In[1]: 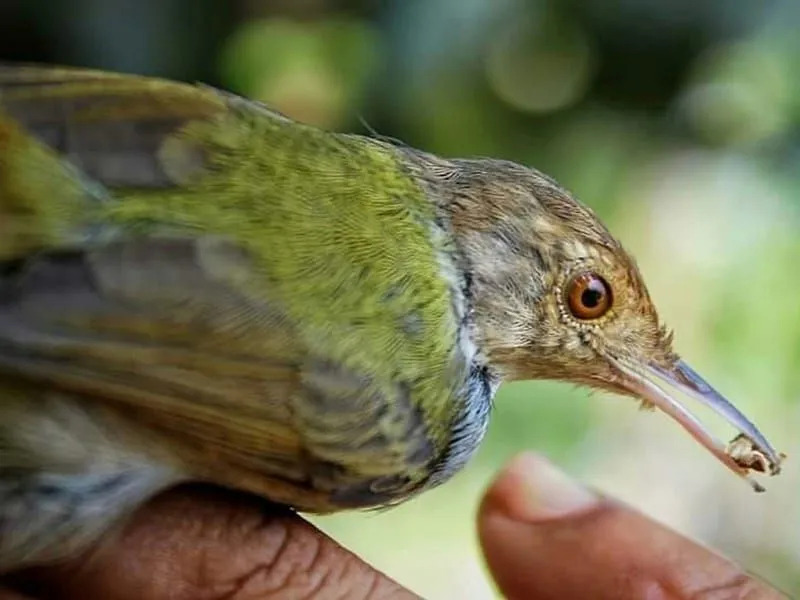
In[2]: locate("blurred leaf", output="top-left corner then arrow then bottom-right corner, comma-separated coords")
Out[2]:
219,17 -> 381,127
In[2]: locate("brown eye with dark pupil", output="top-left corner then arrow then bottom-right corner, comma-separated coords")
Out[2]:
567,272 -> 612,320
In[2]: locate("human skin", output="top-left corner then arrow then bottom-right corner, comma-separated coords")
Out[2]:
0,453 -> 787,600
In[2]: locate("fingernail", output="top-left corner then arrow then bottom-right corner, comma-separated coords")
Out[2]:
499,452 -> 598,522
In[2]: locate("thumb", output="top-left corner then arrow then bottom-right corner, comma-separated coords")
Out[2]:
478,453 -> 787,600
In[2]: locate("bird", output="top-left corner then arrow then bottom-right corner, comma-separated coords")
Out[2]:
0,64 -> 783,573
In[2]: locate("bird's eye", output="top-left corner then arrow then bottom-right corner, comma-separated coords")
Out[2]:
566,272 -> 612,320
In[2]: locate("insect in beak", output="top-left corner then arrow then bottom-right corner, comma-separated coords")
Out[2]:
609,357 -> 784,492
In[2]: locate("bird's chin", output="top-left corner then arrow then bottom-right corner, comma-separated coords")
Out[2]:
602,355 -> 783,491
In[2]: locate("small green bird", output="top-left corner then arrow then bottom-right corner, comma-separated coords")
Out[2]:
0,65 -> 783,572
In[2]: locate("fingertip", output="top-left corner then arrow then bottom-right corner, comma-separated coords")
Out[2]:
478,455 -> 786,600
481,452 -> 598,524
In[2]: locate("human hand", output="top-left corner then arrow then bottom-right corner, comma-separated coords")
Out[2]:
1,453 -> 787,599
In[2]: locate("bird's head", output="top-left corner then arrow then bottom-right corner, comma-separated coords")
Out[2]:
443,158 -> 783,489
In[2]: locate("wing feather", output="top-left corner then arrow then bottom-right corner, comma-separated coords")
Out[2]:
0,236 -> 435,509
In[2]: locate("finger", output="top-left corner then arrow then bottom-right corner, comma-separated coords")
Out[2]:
478,453 -> 788,600
7,484 -> 418,600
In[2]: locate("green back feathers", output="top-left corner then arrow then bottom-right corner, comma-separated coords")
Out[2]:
110,98 -> 462,430
116,112 -> 455,384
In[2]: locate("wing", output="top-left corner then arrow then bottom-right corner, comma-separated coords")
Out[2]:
0,236 -> 437,510
0,65 -> 463,511
0,64 -> 228,259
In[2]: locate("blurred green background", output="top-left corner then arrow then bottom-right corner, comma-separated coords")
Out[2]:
1,0 -> 798,596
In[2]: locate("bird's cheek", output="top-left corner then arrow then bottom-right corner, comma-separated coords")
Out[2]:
563,335 -> 598,364
560,333 -> 588,355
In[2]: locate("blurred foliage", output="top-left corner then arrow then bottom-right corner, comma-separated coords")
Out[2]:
0,0 -> 798,597
220,17 -> 380,125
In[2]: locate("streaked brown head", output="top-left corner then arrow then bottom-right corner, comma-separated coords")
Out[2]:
443,158 -> 783,490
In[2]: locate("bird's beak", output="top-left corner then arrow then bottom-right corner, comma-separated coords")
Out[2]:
610,357 -> 783,492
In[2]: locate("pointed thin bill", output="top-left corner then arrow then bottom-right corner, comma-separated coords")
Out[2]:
610,357 -> 782,492
655,360 -> 780,471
